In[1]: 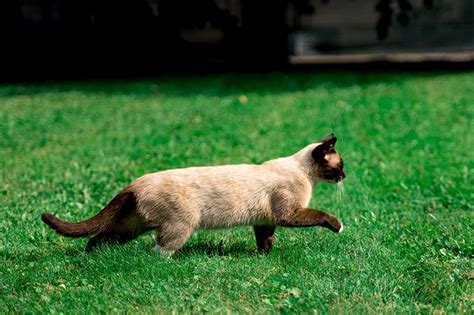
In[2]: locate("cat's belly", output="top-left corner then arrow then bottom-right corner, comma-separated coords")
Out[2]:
196,204 -> 273,229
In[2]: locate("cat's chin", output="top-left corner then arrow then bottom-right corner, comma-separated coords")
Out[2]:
321,178 -> 344,184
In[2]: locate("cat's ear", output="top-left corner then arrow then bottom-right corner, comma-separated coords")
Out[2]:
312,134 -> 337,161
321,133 -> 337,147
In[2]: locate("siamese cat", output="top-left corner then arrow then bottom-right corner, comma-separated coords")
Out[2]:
42,134 -> 345,256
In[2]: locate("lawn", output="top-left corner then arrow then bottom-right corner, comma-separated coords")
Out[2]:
1,71 -> 473,313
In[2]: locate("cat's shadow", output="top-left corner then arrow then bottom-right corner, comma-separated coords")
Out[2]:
24,238 -> 258,260
175,241 -> 257,257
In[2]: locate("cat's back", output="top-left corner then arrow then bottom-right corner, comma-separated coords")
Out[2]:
132,163 -> 294,227
135,163 -> 275,201
133,160 -> 310,201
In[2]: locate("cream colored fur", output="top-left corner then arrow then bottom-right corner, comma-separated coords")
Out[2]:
42,137 -> 344,256
133,143 -> 320,229
128,142 -> 341,255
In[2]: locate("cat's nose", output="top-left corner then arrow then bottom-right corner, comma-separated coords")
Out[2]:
339,170 -> 346,181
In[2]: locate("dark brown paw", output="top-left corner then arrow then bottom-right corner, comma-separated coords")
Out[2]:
257,236 -> 274,253
321,216 -> 343,233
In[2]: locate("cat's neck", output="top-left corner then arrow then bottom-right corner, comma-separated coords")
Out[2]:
264,144 -> 320,186
291,144 -> 320,185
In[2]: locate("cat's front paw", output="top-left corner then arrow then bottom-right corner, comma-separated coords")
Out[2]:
337,222 -> 343,233
321,215 -> 343,233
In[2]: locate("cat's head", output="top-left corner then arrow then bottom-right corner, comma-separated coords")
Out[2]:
312,134 -> 345,183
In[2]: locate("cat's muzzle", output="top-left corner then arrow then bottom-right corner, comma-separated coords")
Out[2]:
337,170 -> 346,182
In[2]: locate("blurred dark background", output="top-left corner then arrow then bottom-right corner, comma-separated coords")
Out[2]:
1,0 -> 473,80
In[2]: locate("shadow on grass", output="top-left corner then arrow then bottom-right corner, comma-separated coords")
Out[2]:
176,241 -> 256,258
0,71 -> 461,98
2,237 -> 256,263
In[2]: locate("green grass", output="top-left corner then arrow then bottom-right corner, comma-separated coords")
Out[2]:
1,71 -> 473,313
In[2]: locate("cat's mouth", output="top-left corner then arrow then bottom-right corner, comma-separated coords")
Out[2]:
336,171 -> 346,182
322,170 -> 345,183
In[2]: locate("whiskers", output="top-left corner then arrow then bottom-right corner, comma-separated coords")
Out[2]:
336,181 -> 345,203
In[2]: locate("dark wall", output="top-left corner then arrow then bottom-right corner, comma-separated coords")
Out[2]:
1,0 -> 472,80
0,0 -> 289,79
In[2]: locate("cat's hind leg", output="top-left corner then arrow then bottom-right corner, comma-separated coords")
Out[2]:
154,222 -> 194,258
85,234 -> 107,252
84,215 -> 147,252
85,231 -> 141,252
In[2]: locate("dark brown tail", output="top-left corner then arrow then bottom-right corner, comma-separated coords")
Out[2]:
41,190 -> 136,238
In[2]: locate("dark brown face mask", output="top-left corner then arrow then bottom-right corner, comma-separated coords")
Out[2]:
312,134 -> 345,183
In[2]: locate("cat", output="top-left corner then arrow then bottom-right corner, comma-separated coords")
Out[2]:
42,134 -> 345,256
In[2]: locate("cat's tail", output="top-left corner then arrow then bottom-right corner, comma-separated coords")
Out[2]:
41,190 -> 136,237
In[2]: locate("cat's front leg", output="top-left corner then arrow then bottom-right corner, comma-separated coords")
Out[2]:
253,225 -> 276,253
277,208 -> 343,233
